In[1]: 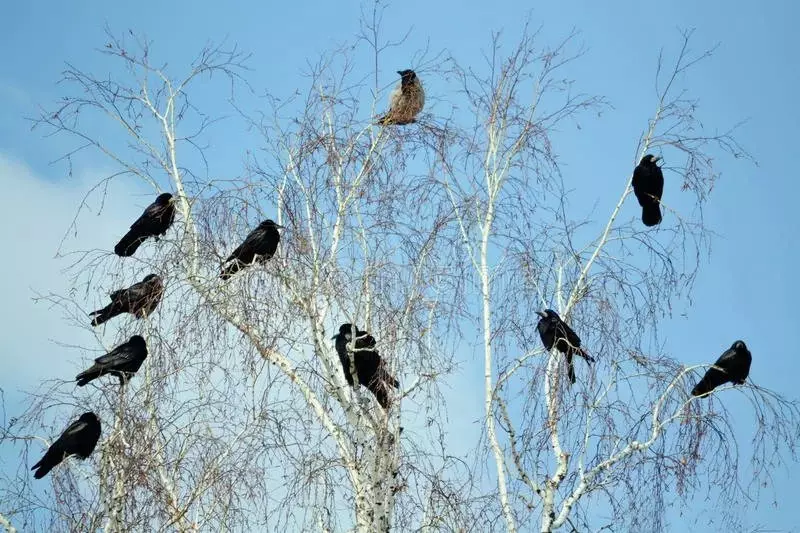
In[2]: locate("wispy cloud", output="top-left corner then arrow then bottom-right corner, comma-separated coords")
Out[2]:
0,153 -> 142,387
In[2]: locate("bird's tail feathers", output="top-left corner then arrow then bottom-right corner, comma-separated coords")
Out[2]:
369,381 -> 392,410
378,361 -> 399,388
578,347 -> 596,363
76,368 -> 101,387
114,230 -> 146,257
691,380 -> 712,397
642,204 -> 662,227
219,260 -> 242,280
31,453 -> 58,479
692,365 -> 736,397
32,464 -> 53,479
90,306 -> 112,327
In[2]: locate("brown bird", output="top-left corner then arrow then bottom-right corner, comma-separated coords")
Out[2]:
376,69 -> 425,125
89,274 -> 164,326
31,412 -> 101,479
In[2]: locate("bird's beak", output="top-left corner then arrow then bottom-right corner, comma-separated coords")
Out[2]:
535,311 -> 546,318
397,70 -> 404,75
274,224 -> 285,229
653,156 -> 663,163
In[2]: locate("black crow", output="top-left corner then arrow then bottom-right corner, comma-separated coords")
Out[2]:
114,193 -> 175,256
76,335 -> 148,386
631,154 -> 664,227
31,412 -> 101,479
692,340 -> 752,397
332,323 -> 399,409
376,69 -> 425,125
536,309 -> 595,384
90,274 -> 164,326
220,220 -> 283,280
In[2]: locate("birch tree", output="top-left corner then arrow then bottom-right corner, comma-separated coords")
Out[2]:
440,27 -> 800,533
0,21 -> 473,532
0,10 -> 797,533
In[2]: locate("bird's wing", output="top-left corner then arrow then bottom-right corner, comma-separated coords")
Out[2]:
653,167 -> 664,197
696,366 -> 729,393
130,203 -> 158,231
714,347 -> 738,370
378,358 -> 399,388
61,419 -> 89,439
109,288 -> 127,301
126,281 -> 149,299
224,242 -> 245,262
561,321 -> 582,348
742,349 -> 753,374
94,343 -> 134,366
387,85 -> 403,111
226,229 -> 262,262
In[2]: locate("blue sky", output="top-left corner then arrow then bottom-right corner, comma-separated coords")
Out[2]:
1,1 -> 798,531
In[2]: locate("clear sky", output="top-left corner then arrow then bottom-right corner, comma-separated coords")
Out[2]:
1,1 -> 798,531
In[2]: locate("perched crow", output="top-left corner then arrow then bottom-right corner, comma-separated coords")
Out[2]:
692,340 -> 752,397
631,154 -> 664,227
90,274 -> 164,326
219,220 -> 283,280
376,69 -> 425,125
536,309 -> 595,384
114,193 -> 175,256
31,412 -> 101,479
332,323 -> 399,409
76,335 -> 148,387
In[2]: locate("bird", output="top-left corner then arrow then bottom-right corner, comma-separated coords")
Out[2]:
332,323 -> 400,409
31,412 -> 101,479
114,192 -> 176,256
691,340 -> 752,397
219,220 -> 283,280
376,69 -> 425,126
536,309 -> 595,384
631,154 -> 664,227
76,335 -> 148,387
90,274 -> 164,326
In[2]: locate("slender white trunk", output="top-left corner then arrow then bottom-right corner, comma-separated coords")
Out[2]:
480,222 -> 517,533
0,514 -> 15,533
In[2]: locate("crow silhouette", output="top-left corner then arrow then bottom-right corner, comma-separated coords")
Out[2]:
90,274 -> 164,326
31,412 -> 101,479
76,335 -> 148,386
536,309 -> 595,384
692,340 -> 752,397
220,220 -> 283,280
114,193 -> 175,256
631,154 -> 664,227
332,323 -> 399,409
